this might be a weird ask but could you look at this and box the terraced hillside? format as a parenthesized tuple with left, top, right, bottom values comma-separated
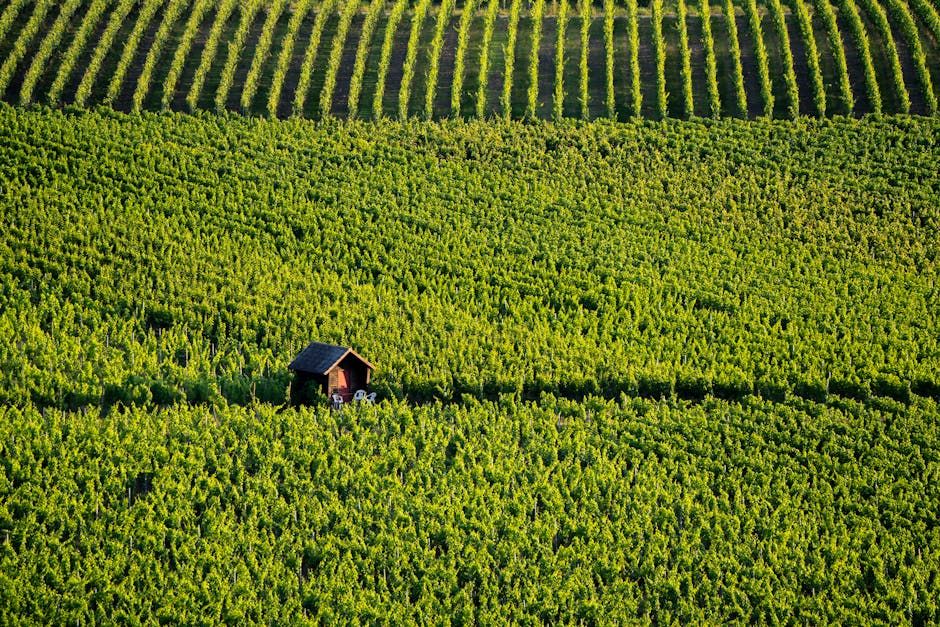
(1, 0, 939, 119)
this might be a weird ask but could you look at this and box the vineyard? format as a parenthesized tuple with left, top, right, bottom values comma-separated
(0, 105, 939, 620)
(1, 0, 939, 118)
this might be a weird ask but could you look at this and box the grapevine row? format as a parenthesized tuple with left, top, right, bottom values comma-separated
(701, 0, 721, 117)
(0, 0, 30, 46)
(424, 0, 455, 120)
(372, 0, 408, 119)
(132, 0, 187, 113)
(267, 0, 315, 118)
(320, 0, 362, 118)
(604, 0, 615, 118)
(215, 1, 263, 112)
(503, 0, 523, 118)
(18, 0, 83, 105)
(652, 0, 668, 119)
(677, 0, 694, 117)
(0, 0, 53, 98)
(476, 0, 499, 117)
(579, 0, 591, 118)
(627, 0, 641, 116)
(241, 0, 288, 113)
(398, 0, 432, 118)
(910, 0, 940, 45)
(187, 0, 238, 111)
(347, 0, 386, 118)
(527, 0, 545, 118)
(451, 0, 477, 117)
(293, 0, 338, 116)
(767, 0, 799, 117)
(789, 0, 826, 116)
(104, 0, 162, 105)
(724, 0, 749, 116)
(160, 0, 215, 110)
(74, 0, 136, 107)
(857, 0, 910, 113)
(839, 0, 882, 113)
(555, 0, 569, 120)
(47, 0, 112, 104)
(883, 0, 937, 114)
(812, 0, 854, 114)
(744, 0, 774, 116)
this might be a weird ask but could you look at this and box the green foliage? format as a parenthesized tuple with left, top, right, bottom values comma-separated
(268, 0, 315, 117)
(857, 0, 910, 113)
(104, 0, 162, 105)
(399, 0, 433, 119)
(18, 0, 83, 105)
(2, 394, 939, 622)
(348, 0, 386, 119)
(677, 0, 695, 118)
(132, 0, 188, 113)
(0, 0, 29, 46)
(47, 0, 111, 104)
(373, 0, 409, 119)
(723, 0, 748, 116)
(604, 0, 615, 118)
(652, 0, 668, 118)
(425, 0, 455, 119)
(789, 0, 826, 117)
(767, 0, 800, 118)
(476, 0, 500, 117)
(555, 0, 569, 120)
(215, 0, 263, 112)
(626, 0, 642, 116)
(883, 0, 937, 115)
(321, 0, 363, 118)
(451, 0, 477, 117)
(294, 0, 339, 116)
(579, 0, 591, 119)
(0, 0, 53, 98)
(503, 0, 524, 119)
(528, 0, 546, 119)
(187, 0, 238, 111)
(161, 0, 216, 110)
(700, 0, 720, 118)
(242, 0, 288, 113)
(744, 0, 774, 116)
(813, 0, 854, 115)
(839, 0, 882, 114)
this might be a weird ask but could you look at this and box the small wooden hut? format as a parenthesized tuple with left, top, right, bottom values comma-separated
(289, 342, 374, 403)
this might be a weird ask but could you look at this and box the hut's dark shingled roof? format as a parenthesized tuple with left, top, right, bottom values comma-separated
(289, 342, 350, 374)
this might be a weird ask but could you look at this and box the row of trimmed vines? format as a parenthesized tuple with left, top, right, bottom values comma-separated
(5, 0, 940, 120)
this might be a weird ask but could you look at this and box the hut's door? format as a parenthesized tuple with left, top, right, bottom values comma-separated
(333, 368, 349, 400)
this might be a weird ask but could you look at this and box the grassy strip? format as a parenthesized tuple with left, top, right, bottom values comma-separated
(555, 0, 569, 119)
(857, 0, 910, 112)
(242, 0, 288, 113)
(883, 0, 936, 114)
(527, 0, 545, 118)
(161, 0, 215, 110)
(132, 0, 187, 112)
(744, 0, 774, 116)
(0, 0, 30, 45)
(187, 0, 238, 111)
(294, 0, 338, 116)
(767, 0, 800, 117)
(0, 0, 53, 98)
(839, 0, 881, 113)
(813, 0, 854, 114)
(348, 0, 386, 118)
(701, 0, 721, 117)
(503, 0, 523, 118)
(789, 0, 826, 116)
(579, 0, 590, 118)
(652, 0, 668, 118)
(104, 0, 162, 105)
(677, 0, 694, 117)
(627, 0, 641, 116)
(320, 0, 362, 117)
(399, 0, 433, 118)
(74, 0, 136, 107)
(215, 0, 263, 112)
(604, 0, 615, 118)
(723, 0, 748, 116)
(451, 0, 477, 117)
(18, 0, 84, 104)
(476, 0, 499, 117)
(425, 0, 455, 119)
(372, 0, 408, 119)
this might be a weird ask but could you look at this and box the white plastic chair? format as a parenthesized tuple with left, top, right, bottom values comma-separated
(364, 392, 377, 405)
(331, 394, 344, 410)
(353, 389, 367, 403)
